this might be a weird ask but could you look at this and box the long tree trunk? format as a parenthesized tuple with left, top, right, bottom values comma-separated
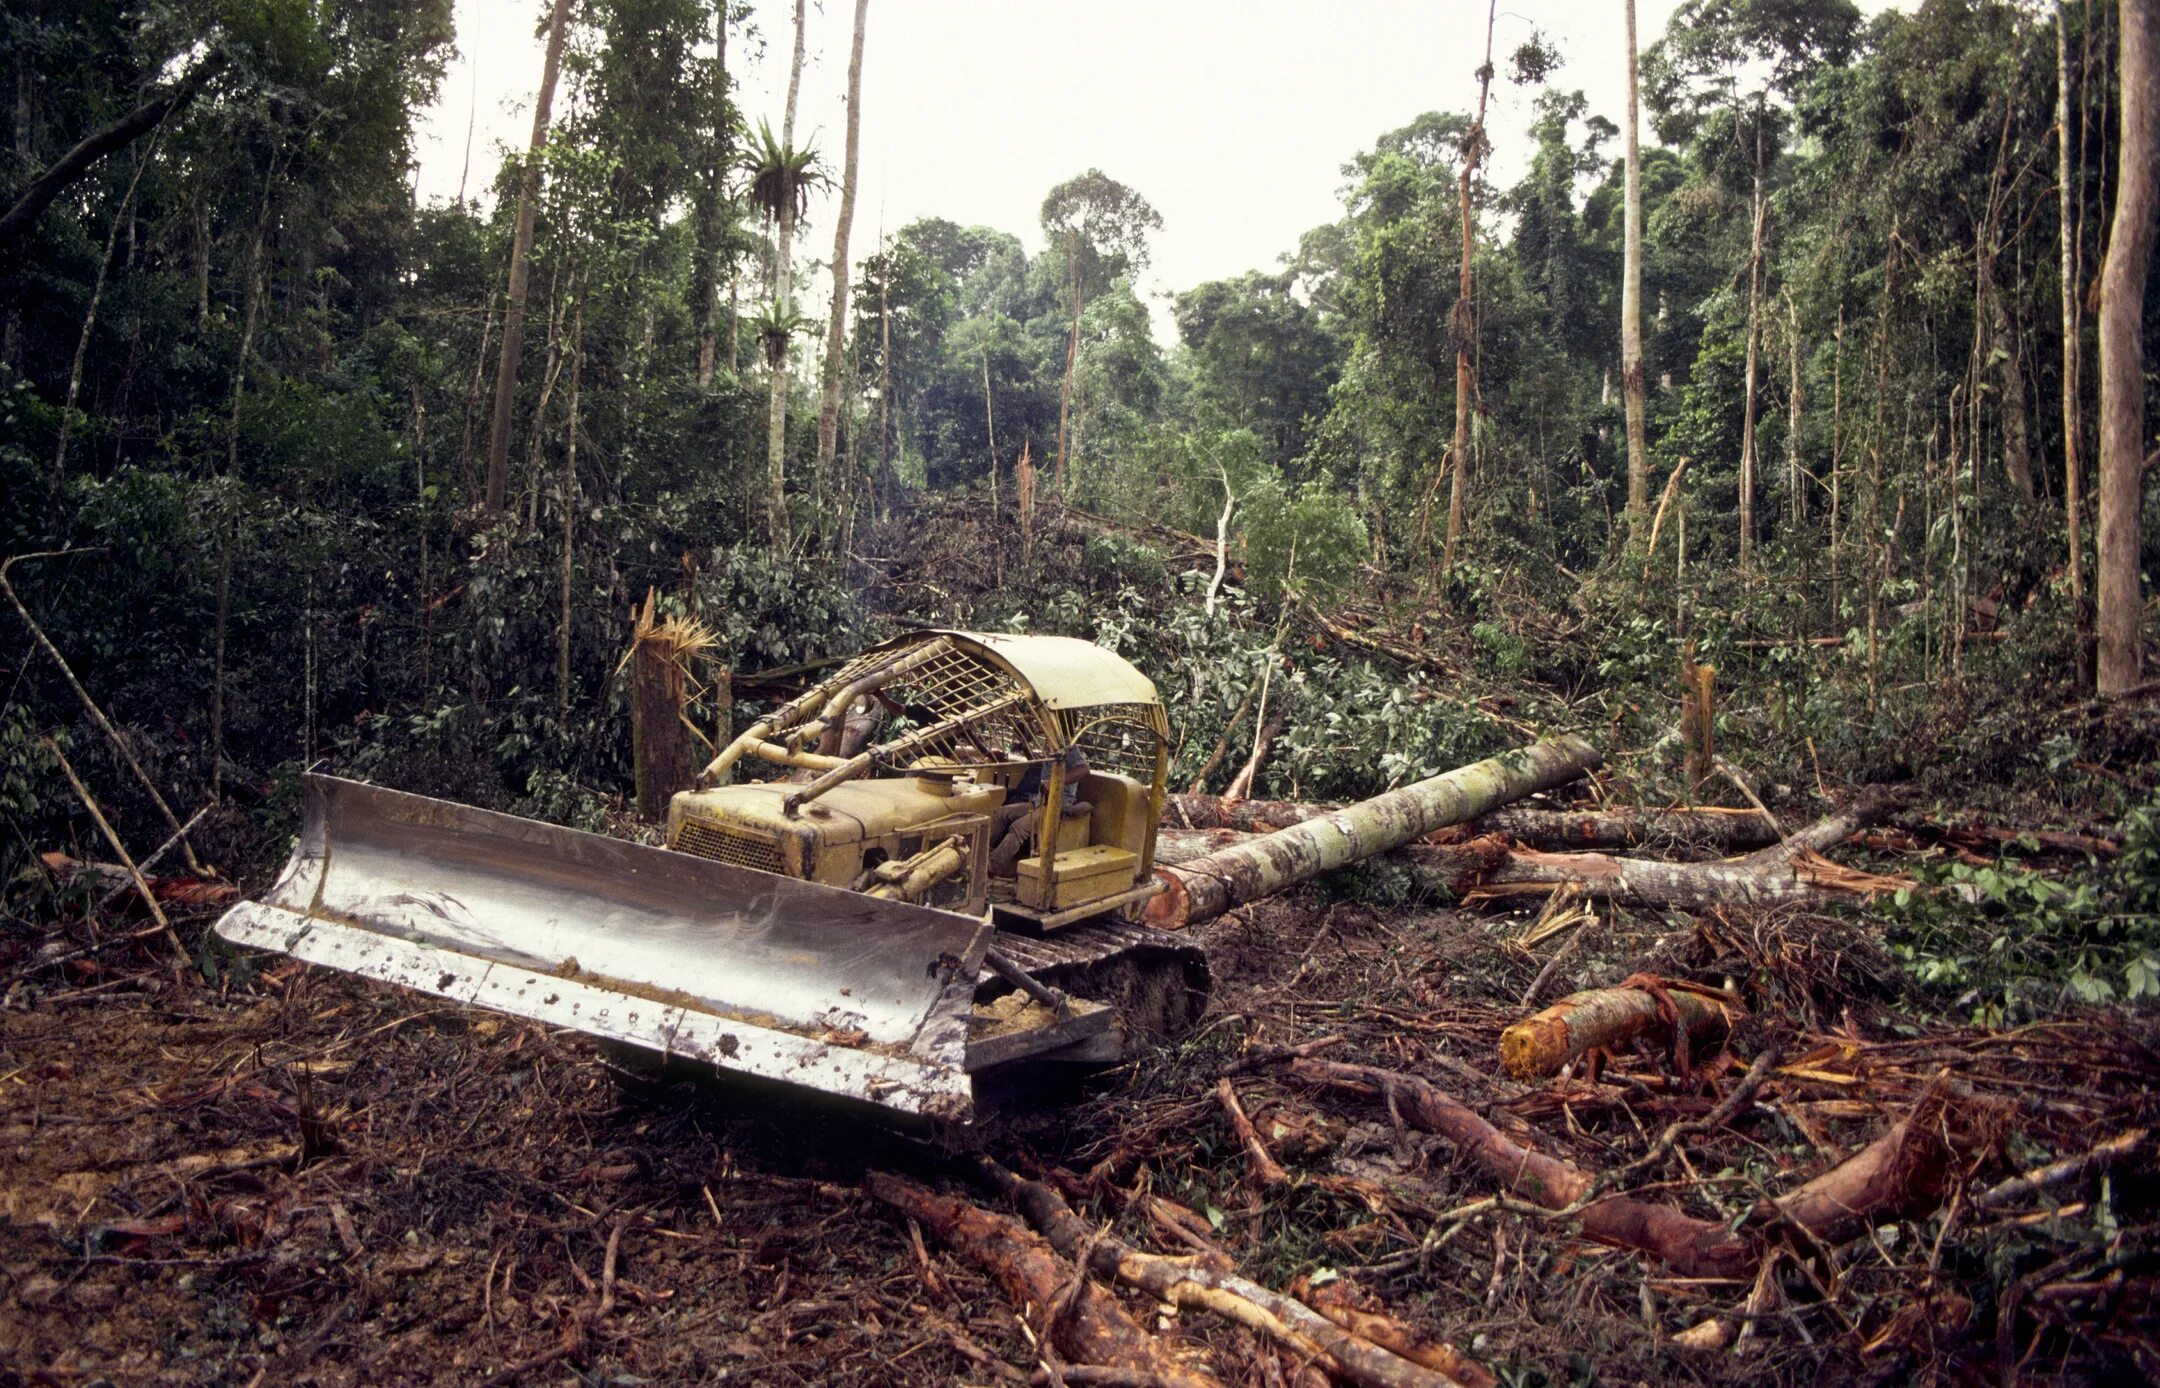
(877, 250, 892, 518)
(1622, 0, 1650, 524)
(764, 0, 807, 550)
(2061, 1, 2088, 621)
(482, 0, 574, 515)
(1441, 0, 1499, 577)
(1055, 227, 1082, 497)
(693, 5, 729, 388)
(814, 0, 868, 527)
(1992, 294, 2035, 498)
(50, 135, 156, 505)
(558, 288, 583, 723)
(1144, 736, 1601, 929)
(1737, 96, 1768, 568)
(2097, 0, 2156, 694)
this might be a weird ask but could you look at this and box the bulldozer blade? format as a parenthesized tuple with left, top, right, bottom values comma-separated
(215, 776, 992, 1120)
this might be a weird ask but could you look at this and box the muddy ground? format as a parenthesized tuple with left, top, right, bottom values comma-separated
(3, 866, 2157, 1386)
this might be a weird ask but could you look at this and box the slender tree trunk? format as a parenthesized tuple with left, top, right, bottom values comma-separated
(2097, 0, 2156, 694)
(878, 255, 892, 518)
(815, 0, 868, 521)
(1992, 294, 2035, 498)
(763, 0, 808, 550)
(767, 196, 797, 550)
(558, 289, 583, 724)
(1737, 96, 1768, 568)
(1622, 0, 1650, 524)
(1784, 289, 1804, 533)
(1442, 0, 1499, 577)
(1055, 227, 1082, 497)
(51, 136, 156, 505)
(2060, 1, 2089, 623)
(482, 0, 574, 515)
(981, 345, 999, 515)
(211, 193, 272, 801)
(694, 5, 729, 388)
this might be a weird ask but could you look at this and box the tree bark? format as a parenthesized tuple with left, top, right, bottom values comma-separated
(1441, 1, 1499, 576)
(1622, 0, 1650, 522)
(1992, 294, 2035, 499)
(1144, 736, 1602, 929)
(813, 0, 868, 512)
(0, 52, 221, 252)
(2097, 0, 2156, 694)
(1499, 980, 1740, 1079)
(975, 1159, 1481, 1388)
(864, 1172, 1216, 1388)
(482, 0, 574, 515)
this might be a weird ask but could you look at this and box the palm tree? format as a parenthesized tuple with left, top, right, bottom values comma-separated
(741, 118, 826, 548)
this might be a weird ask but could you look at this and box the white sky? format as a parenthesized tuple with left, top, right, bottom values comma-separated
(414, 1, 1902, 338)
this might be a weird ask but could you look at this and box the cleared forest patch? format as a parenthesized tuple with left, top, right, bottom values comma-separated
(4, 859, 2155, 1385)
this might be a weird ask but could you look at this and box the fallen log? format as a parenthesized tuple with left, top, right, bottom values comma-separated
(1481, 789, 1898, 908)
(864, 1172, 1215, 1387)
(1287, 1057, 1970, 1276)
(1286, 1058, 1756, 1279)
(1144, 737, 1603, 929)
(975, 1158, 1484, 1388)
(1167, 795, 1782, 854)
(1498, 978, 1742, 1080)
(1153, 827, 1507, 897)
(1756, 1074, 1957, 1246)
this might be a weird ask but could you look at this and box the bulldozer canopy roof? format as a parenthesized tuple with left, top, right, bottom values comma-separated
(880, 630, 1158, 713)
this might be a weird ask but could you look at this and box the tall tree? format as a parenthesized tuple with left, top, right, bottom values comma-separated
(815, 0, 869, 522)
(693, 1, 731, 388)
(1441, 0, 1499, 578)
(2097, 0, 2156, 694)
(482, 0, 576, 515)
(2058, 0, 2087, 624)
(1622, 0, 1650, 525)
(1042, 170, 1161, 496)
(756, 0, 811, 549)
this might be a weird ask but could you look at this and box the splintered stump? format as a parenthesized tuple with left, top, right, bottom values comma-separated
(1145, 736, 1603, 929)
(1499, 979, 1741, 1079)
(627, 593, 712, 821)
(864, 1172, 1215, 1387)
(975, 1159, 1487, 1388)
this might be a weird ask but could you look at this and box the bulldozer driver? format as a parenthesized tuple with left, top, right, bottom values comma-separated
(989, 746, 1091, 876)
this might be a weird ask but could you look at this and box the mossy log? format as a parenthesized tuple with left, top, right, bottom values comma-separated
(1144, 737, 1602, 929)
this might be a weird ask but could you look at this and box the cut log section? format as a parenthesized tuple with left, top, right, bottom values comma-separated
(1144, 737, 1603, 929)
(1167, 796, 1781, 855)
(1499, 978, 1743, 1079)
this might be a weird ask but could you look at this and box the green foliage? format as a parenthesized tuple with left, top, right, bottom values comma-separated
(1240, 476, 1368, 610)
(1885, 832, 2160, 1024)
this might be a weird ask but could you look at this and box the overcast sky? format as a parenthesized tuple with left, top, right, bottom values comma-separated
(412, 1, 1900, 337)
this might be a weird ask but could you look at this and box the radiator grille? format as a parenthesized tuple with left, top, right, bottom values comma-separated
(676, 818, 786, 876)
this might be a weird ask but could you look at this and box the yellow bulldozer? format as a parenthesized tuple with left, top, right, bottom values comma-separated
(214, 631, 1208, 1124)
